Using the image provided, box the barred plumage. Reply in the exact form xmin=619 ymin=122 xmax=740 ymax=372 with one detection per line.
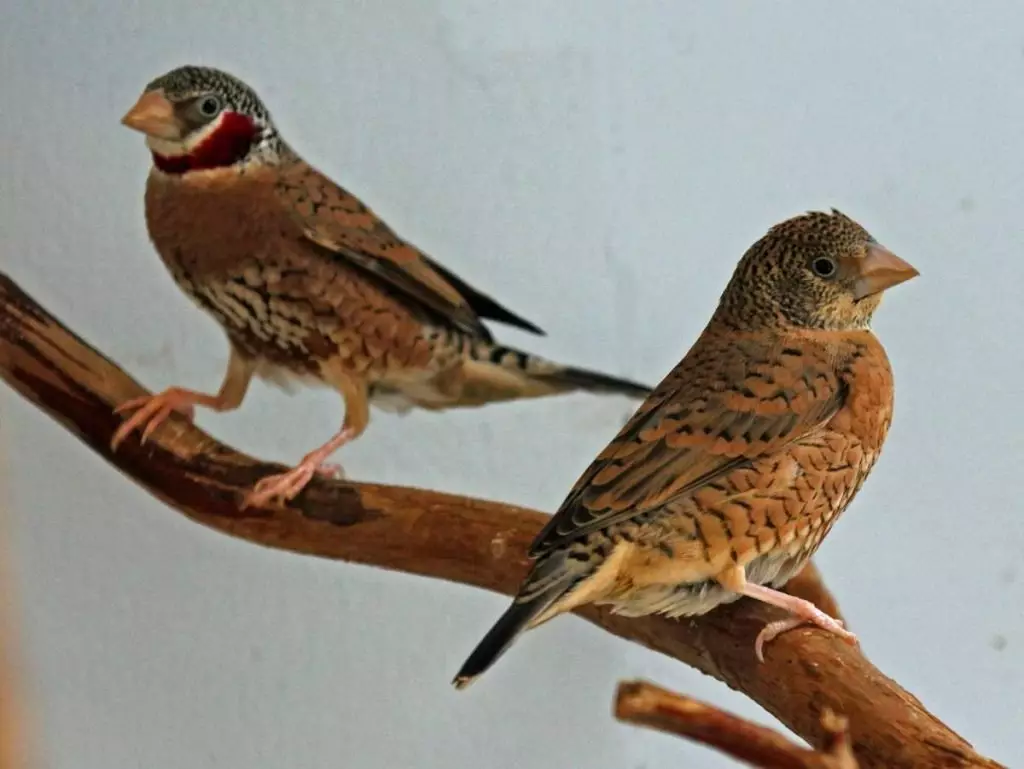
xmin=454 ymin=209 xmax=919 ymax=688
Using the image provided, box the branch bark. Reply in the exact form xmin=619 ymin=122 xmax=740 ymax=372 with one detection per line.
xmin=0 ymin=272 xmax=1004 ymax=769
xmin=0 ymin=455 xmax=32 ymax=769
xmin=615 ymin=680 xmax=857 ymax=769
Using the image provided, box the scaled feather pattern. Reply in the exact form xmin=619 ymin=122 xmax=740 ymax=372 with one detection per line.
xmin=453 ymin=209 xmax=919 ymax=687
xmin=112 ymin=65 xmax=652 ymax=508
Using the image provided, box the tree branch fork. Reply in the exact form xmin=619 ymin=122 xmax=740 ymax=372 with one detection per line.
xmin=0 ymin=272 xmax=1004 ymax=769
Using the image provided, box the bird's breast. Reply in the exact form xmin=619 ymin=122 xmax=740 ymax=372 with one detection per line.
xmin=140 ymin=169 xmax=439 ymax=379
xmin=142 ymin=170 xmax=335 ymax=372
xmin=831 ymin=334 xmax=895 ymax=454
xmin=144 ymin=168 xmax=290 ymax=281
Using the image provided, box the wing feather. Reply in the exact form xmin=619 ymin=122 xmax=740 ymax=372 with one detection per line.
xmin=529 ymin=334 xmax=847 ymax=557
xmin=275 ymin=162 xmax=542 ymax=339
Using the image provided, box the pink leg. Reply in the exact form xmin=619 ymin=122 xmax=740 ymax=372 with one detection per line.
xmin=241 ymin=426 xmax=357 ymax=509
xmin=739 ymin=582 xmax=857 ymax=661
xmin=111 ymin=350 xmax=254 ymax=451
xmin=111 ymin=387 xmax=215 ymax=450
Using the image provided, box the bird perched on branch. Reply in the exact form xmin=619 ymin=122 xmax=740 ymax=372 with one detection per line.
xmin=113 ymin=65 xmax=651 ymax=508
xmin=453 ymin=209 xmax=918 ymax=688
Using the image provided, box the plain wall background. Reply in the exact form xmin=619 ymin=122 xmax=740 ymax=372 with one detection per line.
xmin=2 ymin=2 xmax=1022 ymax=767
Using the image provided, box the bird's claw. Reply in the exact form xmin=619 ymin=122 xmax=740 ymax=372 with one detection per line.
xmin=242 ymin=467 xmax=315 ymax=509
xmin=754 ymin=614 xmax=857 ymax=662
xmin=111 ymin=389 xmax=198 ymax=451
xmin=242 ymin=460 xmax=346 ymax=509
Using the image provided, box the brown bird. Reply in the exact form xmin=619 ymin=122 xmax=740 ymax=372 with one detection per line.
xmin=453 ymin=209 xmax=918 ymax=688
xmin=113 ymin=65 xmax=651 ymax=507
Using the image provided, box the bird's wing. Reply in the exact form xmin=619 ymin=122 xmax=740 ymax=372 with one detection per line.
xmin=416 ymin=254 xmax=544 ymax=336
xmin=275 ymin=162 xmax=544 ymax=340
xmin=529 ymin=333 xmax=847 ymax=557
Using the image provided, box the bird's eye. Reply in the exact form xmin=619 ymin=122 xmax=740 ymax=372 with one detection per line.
xmin=198 ymin=96 xmax=222 ymax=117
xmin=810 ymin=256 xmax=837 ymax=279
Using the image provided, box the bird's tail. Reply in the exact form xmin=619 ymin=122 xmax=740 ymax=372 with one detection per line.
xmin=448 ymin=339 xmax=651 ymax=407
xmin=452 ymin=549 xmax=590 ymax=690
xmin=452 ymin=583 xmax=567 ymax=690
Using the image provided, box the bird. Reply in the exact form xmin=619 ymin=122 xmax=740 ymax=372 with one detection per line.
xmin=452 ymin=209 xmax=919 ymax=688
xmin=112 ymin=65 xmax=652 ymax=508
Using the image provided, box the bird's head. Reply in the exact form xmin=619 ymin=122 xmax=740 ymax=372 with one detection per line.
xmin=715 ymin=209 xmax=919 ymax=331
xmin=121 ymin=65 xmax=282 ymax=175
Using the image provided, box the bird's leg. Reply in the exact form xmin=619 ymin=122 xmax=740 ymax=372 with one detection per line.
xmin=742 ymin=583 xmax=857 ymax=661
xmin=111 ymin=347 xmax=255 ymax=450
xmin=717 ymin=566 xmax=857 ymax=662
xmin=242 ymin=375 xmax=369 ymax=509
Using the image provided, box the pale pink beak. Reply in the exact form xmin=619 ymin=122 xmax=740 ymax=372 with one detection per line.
xmin=852 ymin=243 xmax=919 ymax=300
xmin=121 ymin=90 xmax=181 ymax=140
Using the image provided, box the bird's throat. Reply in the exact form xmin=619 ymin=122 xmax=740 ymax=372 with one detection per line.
xmin=151 ymin=112 xmax=258 ymax=175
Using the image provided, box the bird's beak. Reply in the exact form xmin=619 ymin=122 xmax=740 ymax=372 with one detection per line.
xmin=851 ymin=244 xmax=919 ymax=300
xmin=120 ymin=90 xmax=181 ymax=140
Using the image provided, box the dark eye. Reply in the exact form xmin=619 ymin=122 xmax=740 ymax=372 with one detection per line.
xmin=811 ymin=256 xmax=837 ymax=278
xmin=198 ymin=95 xmax=222 ymax=117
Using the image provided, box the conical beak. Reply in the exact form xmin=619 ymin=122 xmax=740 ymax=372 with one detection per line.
xmin=852 ymin=243 xmax=919 ymax=300
xmin=121 ymin=90 xmax=181 ymax=140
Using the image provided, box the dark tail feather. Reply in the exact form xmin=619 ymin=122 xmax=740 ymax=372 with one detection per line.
xmin=544 ymin=364 xmax=652 ymax=399
xmin=452 ymin=591 xmax=559 ymax=690
xmin=458 ymin=340 xmax=653 ymax=405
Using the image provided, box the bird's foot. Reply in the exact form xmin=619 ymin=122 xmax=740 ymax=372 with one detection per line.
xmin=242 ymin=462 xmax=324 ymax=509
xmin=111 ymin=388 xmax=201 ymax=450
xmin=752 ymin=600 xmax=857 ymax=662
xmin=720 ymin=571 xmax=858 ymax=661
xmin=242 ymin=427 xmax=355 ymax=509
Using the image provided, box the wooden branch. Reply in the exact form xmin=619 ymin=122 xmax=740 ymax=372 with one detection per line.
xmin=615 ymin=680 xmax=857 ymax=769
xmin=0 ymin=560 xmax=29 ymax=769
xmin=0 ymin=271 xmax=1004 ymax=769
xmin=0 ymin=460 xmax=32 ymax=769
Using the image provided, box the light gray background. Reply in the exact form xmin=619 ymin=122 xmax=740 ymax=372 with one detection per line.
xmin=2 ymin=2 xmax=1022 ymax=767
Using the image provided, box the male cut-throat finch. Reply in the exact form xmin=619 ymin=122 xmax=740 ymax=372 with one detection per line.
xmin=114 ymin=65 xmax=653 ymax=508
